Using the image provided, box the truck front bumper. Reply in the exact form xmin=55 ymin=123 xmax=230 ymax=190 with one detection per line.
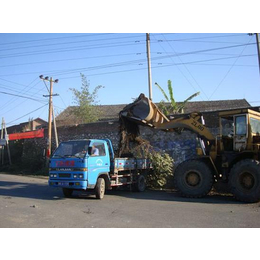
xmin=49 ymin=179 xmax=88 ymax=190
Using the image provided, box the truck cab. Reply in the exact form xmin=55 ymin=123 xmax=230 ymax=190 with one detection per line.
xmin=49 ymin=139 xmax=112 ymax=198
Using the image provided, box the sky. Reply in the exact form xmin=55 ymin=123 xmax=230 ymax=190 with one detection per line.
xmin=0 ymin=32 xmax=259 ymax=127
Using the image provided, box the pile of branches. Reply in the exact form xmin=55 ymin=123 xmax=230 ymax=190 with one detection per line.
xmin=117 ymin=114 xmax=174 ymax=189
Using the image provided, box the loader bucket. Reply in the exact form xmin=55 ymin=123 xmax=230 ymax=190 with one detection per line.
xmin=120 ymin=93 xmax=169 ymax=127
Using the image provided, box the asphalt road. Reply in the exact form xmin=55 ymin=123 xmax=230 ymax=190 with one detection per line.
xmin=1 ymin=173 xmax=260 ymax=228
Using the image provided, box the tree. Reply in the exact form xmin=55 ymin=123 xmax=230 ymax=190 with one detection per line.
xmin=155 ymin=80 xmax=200 ymax=115
xmin=70 ymin=73 xmax=104 ymax=123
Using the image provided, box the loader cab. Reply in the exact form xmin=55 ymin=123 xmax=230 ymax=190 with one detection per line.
xmin=219 ymin=108 xmax=260 ymax=152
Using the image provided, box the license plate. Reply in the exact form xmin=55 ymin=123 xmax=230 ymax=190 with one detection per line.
xmin=59 ymin=182 xmax=69 ymax=186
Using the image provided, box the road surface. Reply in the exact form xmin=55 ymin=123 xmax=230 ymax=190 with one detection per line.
xmin=1 ymin=173 xmax=260 ymax=228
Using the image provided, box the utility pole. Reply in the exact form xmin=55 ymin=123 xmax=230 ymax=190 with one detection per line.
xmin=1 ymin=118 xmax=4 ymax=165
xmin=146 ymin=33 xmax=153 ymax=100
xmin=52 ymin=106 xmax=59 ymax=148
xmin=3 ymin=118 xmax=11 ymax=165
xmin=39 ymin=75 xmax=59 ymax=166
xmin=249 ymin=33 xmax=260 ymax=76
xmin=256 ymin=33 xmax=260 ymax=76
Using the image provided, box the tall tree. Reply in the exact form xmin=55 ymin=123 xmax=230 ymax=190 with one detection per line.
xmin=155 ymin=80 xmax=200 ymax=115
xmin=70 ymin=73 xmax=104 ymax=123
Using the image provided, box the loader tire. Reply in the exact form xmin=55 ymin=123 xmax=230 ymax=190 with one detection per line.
xmin=229 ymin=159 xmax=260 ymax=203
xmin=174 ymin=160 xmax=213 ymax=198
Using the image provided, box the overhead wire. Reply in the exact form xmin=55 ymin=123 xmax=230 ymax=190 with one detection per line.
xmin=5 ymin=104 xmax=48 ymax=126
xmin=0 ymin=33 xmax=113 ymax=46
xmin=209 ymin=36 xmax=255 ymax=100
xmin=0 ymin=34 xmax=144 ymax=52
xmin=154 ymin=33 xmax=208 ymax=101
xmin=0 ymin=43 xmax=257 ymax=78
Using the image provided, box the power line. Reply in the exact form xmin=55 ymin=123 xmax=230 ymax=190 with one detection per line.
xmin=0 ymin=33 xmax=112 ymax=46
xmin=0 ymin=52 xmax=144 ymax=69
xmin=0 ymin=91 xmax=46 ymax=103
xmin=57 ymin=57 xmax=257 ymax=80
xmin=0 ymin=79 xmax=45 ymax=112
xmin=0 ymin=39 xmax=145 ymax=60
xmin=209 ymin=36 xmax=255 ymax=100
xmin=154 ymin=33 xmax=208 ymax=101
xmin=0 ymin=44 xmax=257 ymax=78
xmin=5 ymin=104 xmax=48 ymax=126
xmin=0 ymin=37 xmax=254 ymax=61
xmin=0 ymin=34 xmax=144 ymax=52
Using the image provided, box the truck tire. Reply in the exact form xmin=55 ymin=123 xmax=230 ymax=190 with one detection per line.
xmin=229 ymin=159 xmax=260 ymax=203
xmin=174 ymin=160 xmax=213 ymax=198
xmin=95 ymin=177 xmax=105 ymax=199
xmin=62 ymin=188 xmax=73 ymax=198
xmin=135 ymin=175 xmax=146 ymax=192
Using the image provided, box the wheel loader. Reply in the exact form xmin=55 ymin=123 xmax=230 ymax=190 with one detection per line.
xmin=120 ymin=93 xmax=260 ymax=202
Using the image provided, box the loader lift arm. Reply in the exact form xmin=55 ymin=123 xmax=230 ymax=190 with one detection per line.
xmin=120 ymin=93 xmax=215 ymax=146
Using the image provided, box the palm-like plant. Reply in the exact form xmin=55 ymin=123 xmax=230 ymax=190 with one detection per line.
xmin=155 ymin=80 xmax=200 ymax=115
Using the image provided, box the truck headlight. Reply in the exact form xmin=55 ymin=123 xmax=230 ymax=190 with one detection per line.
xmin=79 ymin=174 xmax=84 ymax=178
xmin=73 ymin=174 xmax=77 ymax=178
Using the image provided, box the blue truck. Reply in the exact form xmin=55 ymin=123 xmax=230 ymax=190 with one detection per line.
xmin=49 ymin=139 xmax=152 ymax=199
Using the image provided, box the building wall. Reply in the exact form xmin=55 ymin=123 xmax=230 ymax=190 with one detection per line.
xmin=21 ymin=120 xmax=219 ymax=166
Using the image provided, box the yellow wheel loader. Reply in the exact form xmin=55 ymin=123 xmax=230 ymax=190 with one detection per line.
xmin=120 ymin=94 xmax=260 ymax=202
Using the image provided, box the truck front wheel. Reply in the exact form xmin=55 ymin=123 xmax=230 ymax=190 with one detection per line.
xmin=174 ymin=160 xmax=213 ymax=198
xmin=95 ymin=177 xmax=105 ymax=199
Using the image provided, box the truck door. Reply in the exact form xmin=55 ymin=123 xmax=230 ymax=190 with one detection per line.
xmin=87 ymin=141 xmax=110 ymax=186
xmin=234 ymin=115 xmax=247 ymax=151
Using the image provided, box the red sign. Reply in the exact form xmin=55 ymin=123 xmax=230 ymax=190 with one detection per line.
xmin=55 ymin=160 xmax=75 ymax=167
xmin=8 ymin=129 xmax=44 ymax=141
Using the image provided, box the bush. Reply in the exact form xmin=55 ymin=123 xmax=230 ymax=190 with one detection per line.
xmin=147 ymin=151 xmax=174 ymax=189
xmin=130 ymin=140 xmax=174 ymax=189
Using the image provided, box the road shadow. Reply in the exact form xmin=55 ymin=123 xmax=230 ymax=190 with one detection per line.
xmin=104 ymin=188 xmax=246 ymax=205
xmin=0 ymin=180 xmax=63 ymax=201
xmin=0 ymin=178 xmax=257 ymax=205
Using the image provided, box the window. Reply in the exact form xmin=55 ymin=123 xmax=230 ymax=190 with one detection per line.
xmin=52 ymin=140 xmax=90 ymax=158
xmin=250 ymin=117 xmax=260 ymax=134
xmin=235 ymin=116 xmax=247 ymax=135
xmin=91 ymin=143 xmax=106 ymax=156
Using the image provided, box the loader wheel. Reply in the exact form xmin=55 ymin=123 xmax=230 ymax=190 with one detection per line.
xmin=174 ymin=160 xmax=213 ymax=198
xmin=229 ymin=159 xmax=260 ymax=203
xmin=95 ymin=177 xmax=105 ymax=199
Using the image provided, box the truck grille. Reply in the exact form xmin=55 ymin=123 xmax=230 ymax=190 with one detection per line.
xmin=59 ymin=173 xmax=71 ymax=178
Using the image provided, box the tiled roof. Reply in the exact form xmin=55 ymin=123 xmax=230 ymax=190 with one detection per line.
xmin=56 ymin=99 xmax=251 ymax=126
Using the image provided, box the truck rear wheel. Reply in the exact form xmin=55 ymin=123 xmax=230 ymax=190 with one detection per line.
xmin=174 ymin=160 xmax=213 ymax=198
xmin=95 ymin=177 xmax=105 ymax=199
xmin=62 ymin=188 xmax=73 ymax=198
xmin=229 ymin=159 xmax=260 ymax=203
xmin=135 ymin=175 xmax=146 ymax=192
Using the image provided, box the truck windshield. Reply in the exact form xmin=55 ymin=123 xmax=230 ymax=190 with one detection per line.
xmin=52 ymin=140 xmax=90 ymax=159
